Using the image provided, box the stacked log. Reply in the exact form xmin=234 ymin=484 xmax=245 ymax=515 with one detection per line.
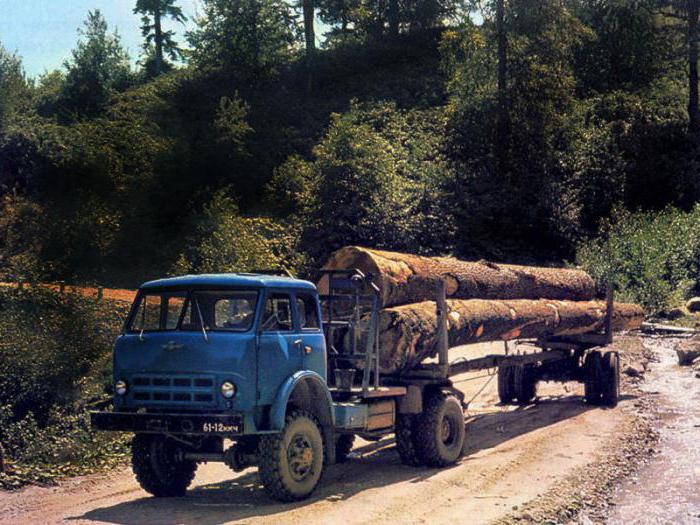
xmin=319 ymin=246 xmax=645 ymax=375
xmin=376 ymin=299 xmax=644 ymax=374
xmin=320 ymin=246 xmax=596 ymax=307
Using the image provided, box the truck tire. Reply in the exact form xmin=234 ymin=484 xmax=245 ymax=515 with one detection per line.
xmin=600 ymin=351 xmax=620 ymax=408
xmin=415 ymin=394 xmax=465 ymax=467
xmin=584 ymin=351 xmax=602 ymax=405
xmin=131 ymin=434 xmax=197 ymax=497
xmin=258 ymin=411 xmax=324 ymax=501
xmin=498 ymin=365 xmax=515 ymax=404
xmin=335 ymin=434 xmax=355 ymax=463
xmin=395 ymin=414 xmax=423 ymax=467
xmin=513 ymin=364 xmax=538 ymax=404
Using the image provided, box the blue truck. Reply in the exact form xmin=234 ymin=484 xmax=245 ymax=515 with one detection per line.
xmin=91 ymin=269 xmax=619 ymax=501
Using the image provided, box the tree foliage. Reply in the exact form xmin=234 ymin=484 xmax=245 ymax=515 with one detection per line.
xmin=188 ymin=0 xmax=300 ymax=78
xmin=134 ymin=0 xmax=187 ymax=77
xmin=60 ymin=10 xmax=133 ymax=120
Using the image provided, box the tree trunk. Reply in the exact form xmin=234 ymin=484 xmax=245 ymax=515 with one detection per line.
xmin=388 ymin=0 xmax=399 ymax=36
xmin=373 ymin=299 xmax=644 ymax=374
xmin=688 ymin=0 xmax=699 ymax=132
xmin=154 ymin=3 xmax=163 ymax=76
xmin=303 ymin=0 xmax=316 ymax=56
xmin=496 ymin=0 xmax=509 ymax=172
xmin=320 ymin=246 xmax=597 ymax=308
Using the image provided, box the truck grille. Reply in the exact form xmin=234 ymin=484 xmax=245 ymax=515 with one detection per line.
xmin=130 ymin=374 xmax=216 ymax=406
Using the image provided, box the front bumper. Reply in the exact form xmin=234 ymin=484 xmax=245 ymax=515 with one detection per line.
xmin=90 ymin=411 xmax=243 ymax=436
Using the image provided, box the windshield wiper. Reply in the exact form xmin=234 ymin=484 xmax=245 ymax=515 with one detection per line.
xmin=193 ymin=295 xmax=209 ymax=342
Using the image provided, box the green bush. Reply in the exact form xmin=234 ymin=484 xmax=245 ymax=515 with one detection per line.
xmin=0 ymin=287 xmax=130 ymax=488
xmin=577 ymin=206 xmax=700 ymax=313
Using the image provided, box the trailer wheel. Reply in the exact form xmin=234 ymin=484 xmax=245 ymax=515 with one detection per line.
xmin=600 ymin=351 xmax=620 ymax=408
xmin=584 ymin=351 xmax=602 ymax=405
xmin=131 ymin=434 xmax=197 ymax=497
xmin=498 ymin=365 xmax=516 ymax=404
xmin=335 ymin=434 xmax=355 ymax=463
xmin=258 ymin=411 xmax=324 ymax=501
xmin=395 ymin=414 xmax=423 ymax=466
xmin=513 ymin=364 xmax=538 ymax=404
xmin=415 ymin=394 xmax=465 ymax=467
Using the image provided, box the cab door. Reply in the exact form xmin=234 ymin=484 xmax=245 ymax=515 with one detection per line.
xmin=256 ymin=290 xmax=304 ymax=405
xmin=294 ymin=291 xmax=327 ymax=381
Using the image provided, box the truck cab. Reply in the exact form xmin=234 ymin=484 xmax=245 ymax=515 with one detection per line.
xmin=110 ymin=274 xmax=326 ymax=432
xmin=93 ymin=273 xmax=341 ymax=499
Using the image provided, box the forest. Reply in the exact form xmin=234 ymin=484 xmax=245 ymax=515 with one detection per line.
xmin=1 ymin=0 xmax=700 ymax=313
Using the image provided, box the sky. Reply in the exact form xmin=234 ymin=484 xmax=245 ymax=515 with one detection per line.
xmin=0 ymin=0 xmax=202 ymax=78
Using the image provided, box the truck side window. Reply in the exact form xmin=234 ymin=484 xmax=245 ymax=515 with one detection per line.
xmin=296 ymin=294 xmax=320 ymax=330
xmin=261 ymin=293 xmax=293 ymax=332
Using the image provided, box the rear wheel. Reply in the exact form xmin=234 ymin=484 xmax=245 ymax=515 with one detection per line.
xmin=600 ymin=351 xmax=620 ymax=407
xmin=498 ymin=365 xmax=515 ymax=404
xmin=513 ymin=364 xmax=538 ymax=404
xmin=395 ymin=414 xmax=423 ymax=466
xmin=131 ymin=434 xmax=197 ymax=497
xmin=584 ymin=351 xmax=603 ymax=405
xmin=415 ymin=394 xmax=465 ymax=467
xmin=258 ymin=411 xmax=324 ymax=501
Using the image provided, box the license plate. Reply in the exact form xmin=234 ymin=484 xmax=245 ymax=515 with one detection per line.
xmin=202 ymin=421 xmax=240 ymax=433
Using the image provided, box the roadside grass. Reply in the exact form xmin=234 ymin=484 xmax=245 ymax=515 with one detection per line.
xmin=0 ymin=286 xmax=131 ymax=489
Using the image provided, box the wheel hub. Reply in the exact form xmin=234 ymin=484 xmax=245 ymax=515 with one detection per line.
xmin=287 ymin=433 xmax=314 ymax=481
xmin=441 ymin=418 xmax=455 ymax=445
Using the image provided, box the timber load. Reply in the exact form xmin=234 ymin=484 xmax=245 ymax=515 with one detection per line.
xmin=319 ymin=246 xmax=645 ymax=375
xmin=320 ymin=246 xmax=597 ymax=308
xmin=375 ymin=299 xmax=644 ymax=374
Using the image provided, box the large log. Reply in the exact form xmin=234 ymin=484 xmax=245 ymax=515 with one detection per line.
xmin=320 ymin=246 xmax=597 ymax=308
xmin=373 ymin=299 xmax=644 ymax=374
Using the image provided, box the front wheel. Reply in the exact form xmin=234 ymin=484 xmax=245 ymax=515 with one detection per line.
xmin=131 ymin=434 xmax=197 ymax=497
xmin=415 ymin=394 xmax=466 ymax=467
xmin=258 ymin=411 xmax=324 ymax=501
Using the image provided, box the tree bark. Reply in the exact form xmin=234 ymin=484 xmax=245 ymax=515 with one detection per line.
xmin=320 ymin=246 xmax=597 ymax=308
xmin=154 ymin=2 xmax=163 ymax=76
xmin=688 ymin=0 xmax=699 ymax=132
xmin=388 ymin=0 xmax=399 ymax=36
xmin=303 ymin=0 xmax=316 ymax=56
xmin=496 ymin=0 xmax=510 ymax=173
xmin=373 ymin=299 xmax=644 ymax=374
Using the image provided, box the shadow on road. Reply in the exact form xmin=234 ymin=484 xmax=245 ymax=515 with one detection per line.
xmin=71 ymin=394 xmax=625 ymax=525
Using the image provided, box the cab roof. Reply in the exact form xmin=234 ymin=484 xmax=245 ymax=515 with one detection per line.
xmin=140 ymin=273 xmax=317 ymax=292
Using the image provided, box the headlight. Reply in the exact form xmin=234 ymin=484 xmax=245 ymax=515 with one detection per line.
xmin=115 ymin=380 xmax=127 ymax=396
xmin=220 ymin=381 xmax=236 ymax=399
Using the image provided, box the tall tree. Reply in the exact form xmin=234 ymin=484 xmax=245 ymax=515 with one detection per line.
xmin=302 ymin=0 xmax=316 ymax=56
xmin=495 ymin=0 xmax=508 ymax=175
xmin=0 ymin=44 xmax=28 ymax=129
xmin=655 ymin=0 xmax=700 ymax=131
xmin=61 ymin=10 xmax=132 ymax=119
xmin=687 ymin=0 xmax=700 ymax=132
xmin=188 ymin=0 xmax=299 ymax=78
xmin=134 ymin=0 xmax=187 ymax=76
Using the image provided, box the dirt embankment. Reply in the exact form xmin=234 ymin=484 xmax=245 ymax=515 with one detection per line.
xmin=0 ymin=337 xmax=659 ymax=525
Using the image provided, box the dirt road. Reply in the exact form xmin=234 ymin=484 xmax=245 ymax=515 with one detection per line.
xmin=0 ymin=342 xmax=635 ymax=525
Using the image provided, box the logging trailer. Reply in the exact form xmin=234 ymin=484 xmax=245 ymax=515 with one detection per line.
xmin=91 ymin=269 xmax=620 ymax=501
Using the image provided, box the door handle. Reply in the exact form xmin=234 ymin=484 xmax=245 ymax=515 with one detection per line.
xmin=293 ymin=339 xmax=303 ymax=346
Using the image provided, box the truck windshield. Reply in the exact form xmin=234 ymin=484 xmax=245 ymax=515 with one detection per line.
xmin=127 ymin=290 xmax=259 ymax=333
